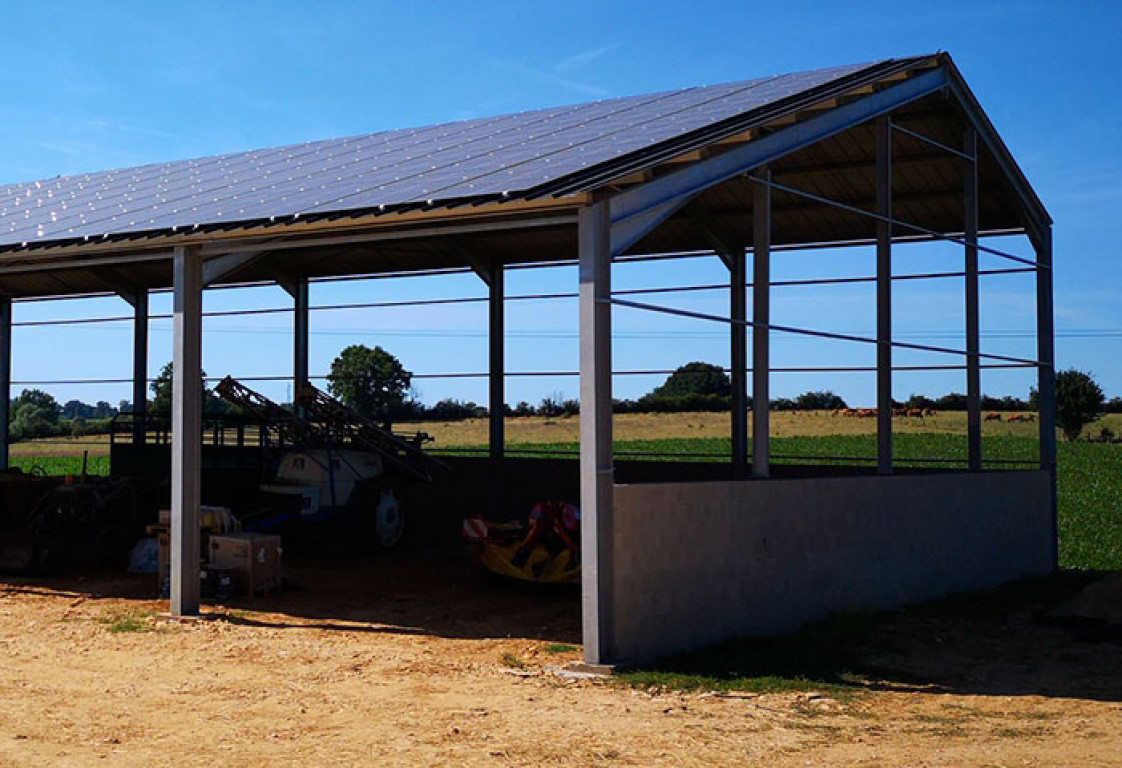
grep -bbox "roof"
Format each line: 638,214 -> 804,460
0,53 -> 1050,300
0,58 -> 925,252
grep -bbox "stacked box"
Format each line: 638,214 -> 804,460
208,533 -> 282,596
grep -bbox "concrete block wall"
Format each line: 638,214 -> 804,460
611,471 -> 1053,663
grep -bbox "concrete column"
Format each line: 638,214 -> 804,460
876,116 -> 893,475
488,265 -> 505,460
964,128 -> 982,470
0,296 -> 10,471
171,245 -> 203,616
1034,227 -> 1058,568
293,277 -> 309,404
579,199 -> 614,665
751,168 -> 771,479
730,249 -> 748,467
132,290 -> 149,446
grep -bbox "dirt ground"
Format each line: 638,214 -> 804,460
2,555 -> 1121,767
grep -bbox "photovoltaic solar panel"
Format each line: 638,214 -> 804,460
0,59 -> 908,248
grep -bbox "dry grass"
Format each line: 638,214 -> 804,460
406,411 -> 1122,449
12,412 -> 1122,457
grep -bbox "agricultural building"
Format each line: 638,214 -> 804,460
0,53 -> 1054,665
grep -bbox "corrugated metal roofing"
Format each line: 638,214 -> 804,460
0,57 -> 930,251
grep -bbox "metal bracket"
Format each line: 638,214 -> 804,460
202,250 -> 270,287
685,202 -> 744,271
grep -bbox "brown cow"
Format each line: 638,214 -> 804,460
984,413 -> 1002,422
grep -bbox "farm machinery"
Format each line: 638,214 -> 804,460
213,376 -> 447,548
0,470 -> 144,574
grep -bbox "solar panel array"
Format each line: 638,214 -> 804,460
0,59 -> 897,250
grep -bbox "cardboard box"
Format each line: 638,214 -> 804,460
208,533 -> 282,596
158,506 -> 235,528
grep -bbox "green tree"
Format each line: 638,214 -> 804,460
327,345 -> 413,425
1055,369 -> 1104,441
149,362 -> 219,416
650,362 -> 731,398
8,388 -> 61,441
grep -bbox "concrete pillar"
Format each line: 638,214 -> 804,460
579,200 -> 614,665
132,290 -> 149,446
488,265 -> 505,460
170,245 -> 203,616
0,296 -> 10,471
751,168 -> 771,479
730,249 -> 748,467
964,128 -> 982,471
876,116 -> 893,475
1034,227 -> 1058,568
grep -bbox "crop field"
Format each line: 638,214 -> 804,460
9,411 -> 1122,569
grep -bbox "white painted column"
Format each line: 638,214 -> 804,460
751,168 -> 771,479
132,290 -> 149,446
579,200 -> 615,665
876,116 -> 893,475
730,249 -> 748,467
170,245 -> 203,616
488,265 -> 505,460
0,295 -> 10,471
1034,227 -> 1057,568
964,128 -> 982,471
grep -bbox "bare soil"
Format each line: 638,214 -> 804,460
2,556 -> 1121,767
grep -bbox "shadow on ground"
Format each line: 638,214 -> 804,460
621,571 -> 1122,703
3,554 -> 1120,703
0,543 -> 583,645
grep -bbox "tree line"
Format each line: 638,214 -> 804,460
7,347 -> 1118,444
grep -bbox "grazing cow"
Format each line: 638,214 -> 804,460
923,408 -> 938,417
1022,414 -> 1036,422
1007,413 -> 1024,423
892,407 -> 908,418
907,408 -> 924,418
984,412 -> 1002,422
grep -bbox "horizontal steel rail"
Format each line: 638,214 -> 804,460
608,296 -> 1043,366
750,176 -> 1043,268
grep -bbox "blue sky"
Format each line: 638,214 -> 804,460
1,1 -> 1119,409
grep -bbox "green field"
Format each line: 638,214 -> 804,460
10,432 -> 1121,570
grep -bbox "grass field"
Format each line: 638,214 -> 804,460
8,412 -> 1121,569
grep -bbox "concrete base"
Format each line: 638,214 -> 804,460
608,470 -> 1053,664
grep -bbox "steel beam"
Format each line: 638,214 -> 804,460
608,68 -> 949,257
876,116 -> 893,475
202,250 -> 268,287
291,277 -> 310,397
170,245 -> 203,616
131,290 -> 149,446
579,199 -> 615,665
0,296 -> 10,470
730,248 -> 748,466
943,65 -> 1051,247
964,128 -> 982,470
488,265 -> 505,459
1035,227 -> 1058,569
751,168 -> 771,479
